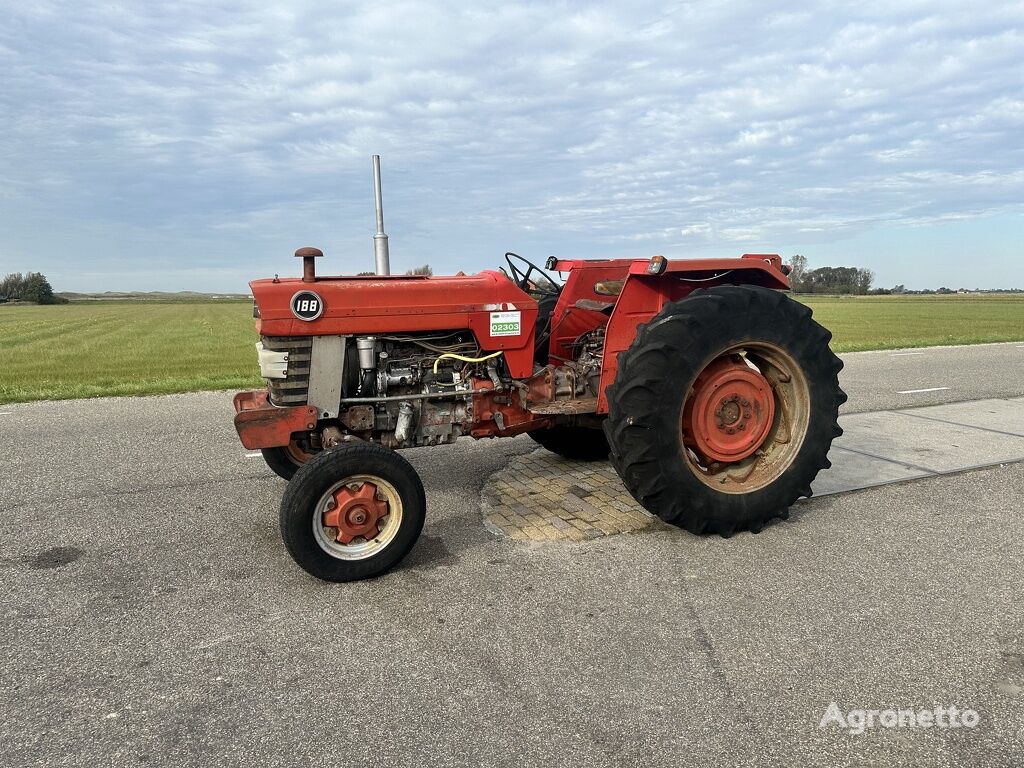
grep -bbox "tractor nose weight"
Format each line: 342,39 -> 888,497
295,246 -> 324,282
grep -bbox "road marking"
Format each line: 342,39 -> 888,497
195,633 -> 241,650
890,352 -> 925,356
245,452 -> 262,458
0,412 -> 12,416
896,387 -> 950,394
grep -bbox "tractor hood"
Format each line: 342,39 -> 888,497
250,270 -> 540,377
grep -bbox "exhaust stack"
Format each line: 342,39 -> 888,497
372,155 -> 390,275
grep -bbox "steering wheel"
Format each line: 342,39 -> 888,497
504,252 -> 560,297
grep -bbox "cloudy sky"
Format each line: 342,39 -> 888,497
2,1 -> 1022,292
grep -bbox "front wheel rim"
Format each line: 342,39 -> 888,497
312,475 -> 404,560
681,342 -> 810,494
285,440 -> 316,466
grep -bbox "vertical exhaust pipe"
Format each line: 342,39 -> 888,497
372,155 -> 390,275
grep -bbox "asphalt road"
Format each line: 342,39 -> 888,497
1,343 -> 1023,767
838,341 -> 1024,413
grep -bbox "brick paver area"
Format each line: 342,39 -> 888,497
481,448 -> 661,542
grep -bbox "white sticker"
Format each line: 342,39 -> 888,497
489,310 -> 521,337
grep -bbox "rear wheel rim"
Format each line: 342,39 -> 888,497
681,342 -> 809,493
312,475 -> 404,560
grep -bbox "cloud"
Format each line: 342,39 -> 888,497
0,0 -> 1022,290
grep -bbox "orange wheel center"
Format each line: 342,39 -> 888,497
683,356 -> 776,463
322,482 -> 389,544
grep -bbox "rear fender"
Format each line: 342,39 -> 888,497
595,257 -> 790,413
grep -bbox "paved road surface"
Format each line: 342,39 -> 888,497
1,343 -> 1022,767
839,341 -> 1024,413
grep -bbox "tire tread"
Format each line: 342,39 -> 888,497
603,285 -> 845,536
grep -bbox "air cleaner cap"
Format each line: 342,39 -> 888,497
295,246 -> 324,283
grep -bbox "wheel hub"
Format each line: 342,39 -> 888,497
322,482 -> 389,544
684,356 -> 776,463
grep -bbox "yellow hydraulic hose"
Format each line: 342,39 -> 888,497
433,350 -> 503,373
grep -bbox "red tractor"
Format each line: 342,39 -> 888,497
234,246 -> 845,582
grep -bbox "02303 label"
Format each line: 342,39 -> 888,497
489,311 -> 521,337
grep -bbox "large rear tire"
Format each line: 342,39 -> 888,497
528,425 -> 610,461
604,285 -> 845,536
280,443 -> 425,582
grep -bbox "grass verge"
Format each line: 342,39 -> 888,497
1,294 -> 1021,404
799,294 -> 1024,352
0,302 -> 261,405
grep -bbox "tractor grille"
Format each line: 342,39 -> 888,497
262,335 -> 312,406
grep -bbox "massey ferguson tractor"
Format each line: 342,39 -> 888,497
233,160 -> 845,582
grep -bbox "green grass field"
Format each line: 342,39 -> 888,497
0,301 -> 262,404
799,294 -> 1024,352
1,294 -> 1022,404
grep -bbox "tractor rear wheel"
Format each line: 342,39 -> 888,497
604,285 -> 845,536
279,443 -> 426,582
528,425 -> 610,461
261,439 -> 316,481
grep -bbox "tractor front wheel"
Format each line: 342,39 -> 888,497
279,443 -> 426,582
604,285 -> 845,536
261,439 -> 317,481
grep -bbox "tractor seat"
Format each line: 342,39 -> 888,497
594,279 -> 624,296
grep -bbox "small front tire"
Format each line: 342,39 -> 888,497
279,443 -> 426,582
261,440 -> 316,481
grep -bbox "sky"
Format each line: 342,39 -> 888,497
1,1 -> 1022,293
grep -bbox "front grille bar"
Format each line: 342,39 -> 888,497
262,336 -> 312,405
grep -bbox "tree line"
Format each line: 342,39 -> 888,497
0,272 -> 65,304
788,255 -> 874,294
356,265 -> 433,276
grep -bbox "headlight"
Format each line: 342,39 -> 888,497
646,255 -> 667,275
